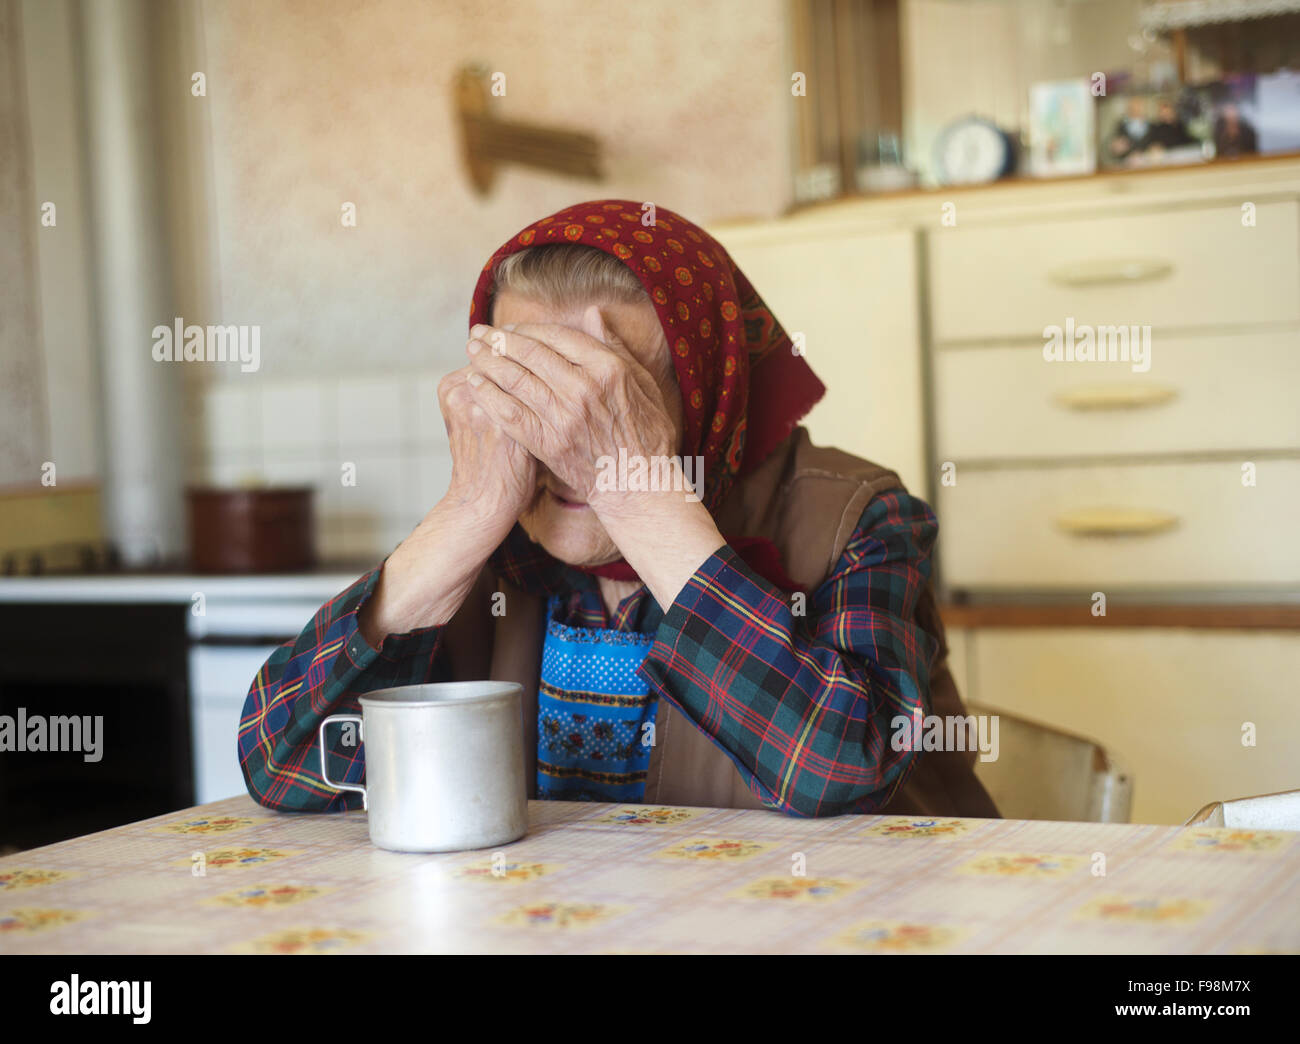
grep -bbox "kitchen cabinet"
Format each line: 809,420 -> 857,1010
710,223 -> 928,499
928,185 -> 1300,597
946,624 -> 1300,826
938,458 -> 1300,590
933,329 -> 1300,462
715,158 -> 1300,824
927,200 -> 1300,341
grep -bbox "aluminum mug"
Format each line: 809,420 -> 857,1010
318,681 -> 527,853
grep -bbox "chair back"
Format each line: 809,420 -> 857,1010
967,701 -> 1133,822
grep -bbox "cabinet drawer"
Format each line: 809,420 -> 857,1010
934,330 -> 1300,460
929,201 -> 1300,342
938,459 -> 1300,589
965,628 -> 1300,824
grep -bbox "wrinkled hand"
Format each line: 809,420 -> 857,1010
438,365 -> 537,538
464,306 -> 678,518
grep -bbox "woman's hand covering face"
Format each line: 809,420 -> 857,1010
438,363 -> 538,539
464,305 -> 680,519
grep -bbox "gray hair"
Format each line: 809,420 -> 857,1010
490,244 -> 648,315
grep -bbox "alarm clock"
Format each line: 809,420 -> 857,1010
934,115 -> 1017,185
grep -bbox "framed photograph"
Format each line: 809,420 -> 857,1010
1028,80 -> 1096,177
1097,87 -> 1216,170
1254,70 -> 1300,155
1205,76 -> 1261,159
1197,73 -> 1300,159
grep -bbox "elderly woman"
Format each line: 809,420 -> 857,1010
240,200 -> 998,819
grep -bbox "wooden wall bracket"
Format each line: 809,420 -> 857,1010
455,64 -> 604,195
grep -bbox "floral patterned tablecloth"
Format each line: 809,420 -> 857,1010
1,796 -> 1297,954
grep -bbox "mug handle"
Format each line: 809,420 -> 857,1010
318,713 -> 367,810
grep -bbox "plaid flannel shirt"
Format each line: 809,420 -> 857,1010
238,489 -> 939,817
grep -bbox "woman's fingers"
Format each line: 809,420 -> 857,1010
513,308 -> 637,366
571,306 -> 665,404
466,337 -> 561,421
482,315 -> 661,405
472,313 -> 644,384
462,310 -> 679,499
436,368 -> 478,431
468,324 -> 582,391
465,317 -> 653,432
465,371 -> 547,457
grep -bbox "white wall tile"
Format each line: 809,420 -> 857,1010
322,514 -> 387,562
198,450 -> 262,487
201,380 -> 262,453
382,516 -> 418,556
337,374 -> 403,451
334,451 -> 405,519
408,447 -> 453,521
316,517 -> 347,562
260,379 -> 332,452
261,450 -> 330,489
313,459 -> 349,521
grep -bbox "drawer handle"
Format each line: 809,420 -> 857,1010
1055,384 -> 1178,411
1047,258 -> 1174,287
1056,508 -> 1178,538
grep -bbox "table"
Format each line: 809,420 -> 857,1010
2,796 -> 1297,953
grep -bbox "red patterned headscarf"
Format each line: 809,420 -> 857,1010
469,200 -> 825,592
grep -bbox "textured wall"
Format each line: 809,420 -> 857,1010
196,0 -> 792,381
0,0 -> 45,486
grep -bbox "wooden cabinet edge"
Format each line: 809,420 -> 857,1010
939,603 -> 1300,631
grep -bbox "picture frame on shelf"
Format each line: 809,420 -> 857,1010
1207,75 -> 1260,159
1097,86 -> 1216,170
1254,70 -> 1300,155
1028,80 -> 1097,178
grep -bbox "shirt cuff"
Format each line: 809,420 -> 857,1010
655,543 -> 779,640
641,542 -> 784,693
332,563 -> 446,680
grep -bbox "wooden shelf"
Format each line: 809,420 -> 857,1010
788,149 -> 1300,214
939,601 -> 1300,631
